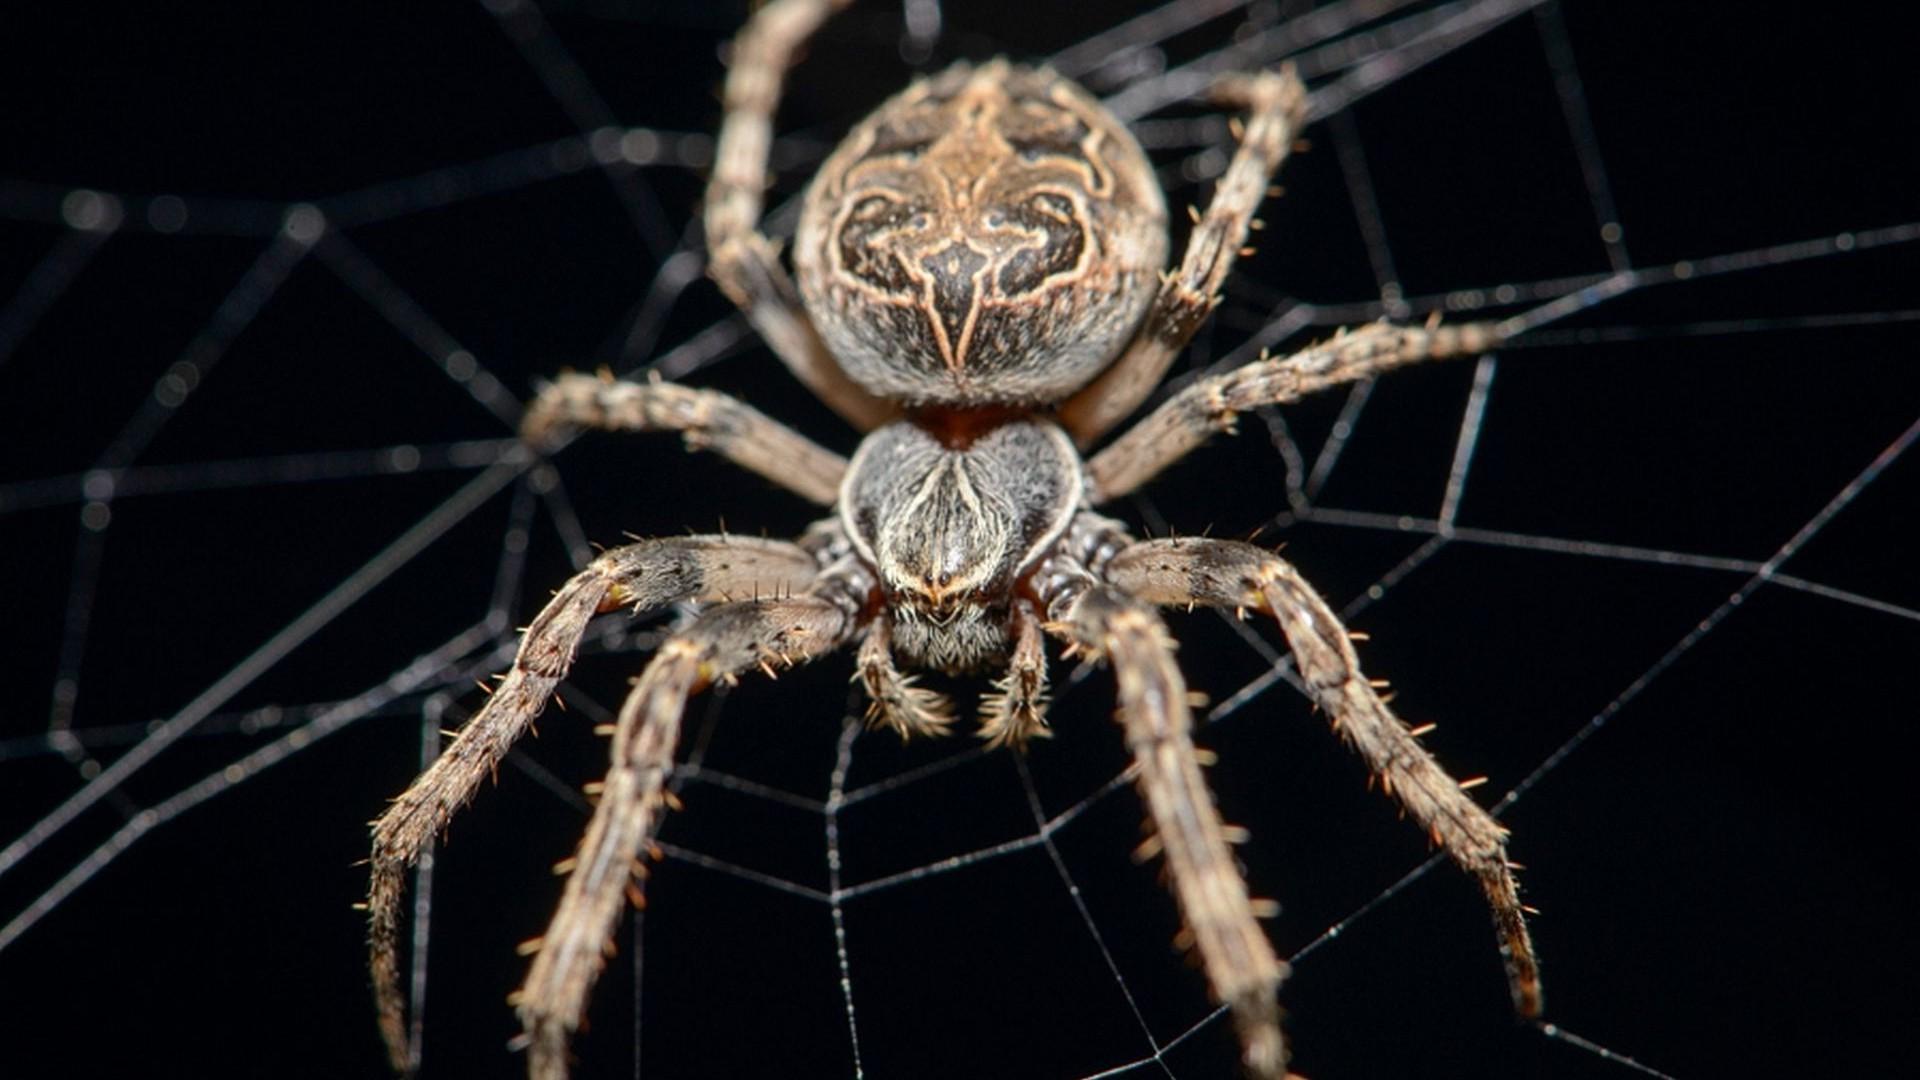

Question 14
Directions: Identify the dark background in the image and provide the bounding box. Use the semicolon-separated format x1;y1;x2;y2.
2;3;1916;1079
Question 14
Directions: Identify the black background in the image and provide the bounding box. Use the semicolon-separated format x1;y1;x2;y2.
2;3;1916;1079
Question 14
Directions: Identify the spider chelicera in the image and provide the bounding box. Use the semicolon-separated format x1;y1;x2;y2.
367;1;1541;1076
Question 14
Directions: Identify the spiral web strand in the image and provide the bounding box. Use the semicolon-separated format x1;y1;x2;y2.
2;2;1915;1078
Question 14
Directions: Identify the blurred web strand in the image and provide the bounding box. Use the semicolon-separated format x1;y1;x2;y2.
1;3;1915;1079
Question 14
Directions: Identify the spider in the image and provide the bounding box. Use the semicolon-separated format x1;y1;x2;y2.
367;1;1542;1076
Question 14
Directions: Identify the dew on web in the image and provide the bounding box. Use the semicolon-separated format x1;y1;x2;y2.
1;2;1916;1079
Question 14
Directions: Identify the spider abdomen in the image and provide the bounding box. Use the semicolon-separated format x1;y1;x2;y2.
839;417;1081;671
796;61;1168;407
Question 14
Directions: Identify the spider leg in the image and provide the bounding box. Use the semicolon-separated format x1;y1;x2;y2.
521;373;848;506
1105;537;1543;1019
1059;68;1309;446
368;535;823;1074
1047;581;1288;1079
857;615;955;739
705;0;896;430
1088;319;1503;501
978;600;1051;749
517;592;859;1080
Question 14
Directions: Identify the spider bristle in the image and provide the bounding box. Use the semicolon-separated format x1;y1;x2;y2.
1172;927;1197;952
1459;775;1490;791
1193;747;1218;766
582;781;605;796
593;723;616;736
1186;204;1201;224
515;936;544;957
1408;722;1437;737
552;857;577;875
1221;825;1250;845
1367;677;1391;689
505;991;525;1009
1522;904;1543;916
662;790;684;812
646;842;664;862
626;884;648;910
350;901;370;911
1249;898;1280;919
1228;115;1245;140
1347;630;1371;641
1267;184;1284;197
1239;246;1257;257
475;680;494;696
438;729;459;739
1132;834;1164;863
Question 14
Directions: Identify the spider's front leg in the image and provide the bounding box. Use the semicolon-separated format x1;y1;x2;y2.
704;0;895;430
367;535;823;1074
1105;536;1543;1019
1045;577;1288;1079
1059;67;1309;445
517;583;863;1080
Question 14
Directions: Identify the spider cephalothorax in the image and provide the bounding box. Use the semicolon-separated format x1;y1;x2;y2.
368;2;1541;1078
842;417;1080;672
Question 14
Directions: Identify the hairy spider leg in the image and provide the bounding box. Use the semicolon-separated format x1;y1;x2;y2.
1088;319;1505;501
1105;537;1543;1018
1058;68;1310;445
516;588;863;1080
367;536;822;1072
522;373;849;506
1045;576;1290;1079
705;0;895;429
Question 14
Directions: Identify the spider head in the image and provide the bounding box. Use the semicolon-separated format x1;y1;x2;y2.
840;419;1081;672
796;61;1167;407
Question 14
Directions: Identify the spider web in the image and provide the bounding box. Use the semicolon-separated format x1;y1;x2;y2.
2;2;1915;1078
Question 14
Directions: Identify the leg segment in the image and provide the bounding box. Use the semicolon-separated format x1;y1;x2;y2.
368;535;821;1073
857;615;954;739
1088;319;1503;501
521;372;849;506
1105;537;1542;1018
704;0;895;430
517;595;856;1080
1048;582;1288;1079
1060;68;1309;446
978;601;1051;749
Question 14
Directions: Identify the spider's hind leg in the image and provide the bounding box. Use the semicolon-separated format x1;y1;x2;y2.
704;0;894;430
1105;536;1543;1019
367;534;822;1075
1059;67;1309;446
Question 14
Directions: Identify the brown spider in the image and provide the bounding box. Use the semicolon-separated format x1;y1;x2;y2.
367;1;1541;1076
